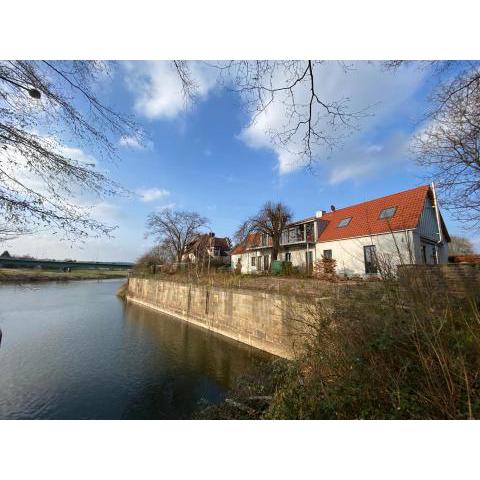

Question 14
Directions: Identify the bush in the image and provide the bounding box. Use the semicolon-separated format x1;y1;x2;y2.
265;280;480;419
313;256;337;281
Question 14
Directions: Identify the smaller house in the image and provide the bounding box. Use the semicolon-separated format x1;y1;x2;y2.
184;233;231;265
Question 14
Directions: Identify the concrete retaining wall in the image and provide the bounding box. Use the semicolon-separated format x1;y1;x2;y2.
126;277;310;358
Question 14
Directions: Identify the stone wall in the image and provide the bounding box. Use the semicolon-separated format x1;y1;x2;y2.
397;263;480;299
127;277;312;358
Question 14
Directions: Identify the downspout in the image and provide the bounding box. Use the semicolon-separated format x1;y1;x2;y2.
430;182;443;263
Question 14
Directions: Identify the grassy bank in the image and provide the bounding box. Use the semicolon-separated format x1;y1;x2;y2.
197;276;480;420
0;268;129;283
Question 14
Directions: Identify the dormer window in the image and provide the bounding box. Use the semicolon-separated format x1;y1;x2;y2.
337;217;352;228
379;206;396;219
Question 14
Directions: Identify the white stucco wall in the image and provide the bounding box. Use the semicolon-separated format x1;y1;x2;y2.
279;246;316;267
316;230;416;276
231;250;271;274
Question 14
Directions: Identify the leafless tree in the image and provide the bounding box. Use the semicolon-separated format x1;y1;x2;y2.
385;61;480;228
235;201;292;262
145;208;209;263
449;235;475;255
0;60;140;240
174;60;368;169
412;68;480;227
136;244;172;269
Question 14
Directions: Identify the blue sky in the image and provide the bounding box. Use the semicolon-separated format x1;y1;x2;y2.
5;61;476;261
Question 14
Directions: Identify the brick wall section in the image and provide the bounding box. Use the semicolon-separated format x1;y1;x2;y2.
126;277;313;358
398;264;480;299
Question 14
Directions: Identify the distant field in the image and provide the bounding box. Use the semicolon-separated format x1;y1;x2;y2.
0;268;129;283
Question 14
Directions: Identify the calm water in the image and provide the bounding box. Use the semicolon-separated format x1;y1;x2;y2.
0;279;270;419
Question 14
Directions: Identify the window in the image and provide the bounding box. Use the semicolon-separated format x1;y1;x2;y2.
251;256;256;267
261;234;268;247
364;245;378;274
323;249;332;259
337;217;352;228
305;222;314;242
285;252;291;262
421;245;427;264
379;206;397;219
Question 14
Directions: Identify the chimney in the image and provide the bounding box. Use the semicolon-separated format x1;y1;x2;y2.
315;210;326;218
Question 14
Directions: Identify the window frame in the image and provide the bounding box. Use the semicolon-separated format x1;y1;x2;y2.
337;217;352;228
379;206;397;220
251;256;256;267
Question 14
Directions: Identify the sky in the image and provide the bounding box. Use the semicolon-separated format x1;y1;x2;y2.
3;61;477;261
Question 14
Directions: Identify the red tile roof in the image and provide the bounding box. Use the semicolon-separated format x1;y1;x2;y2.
230;244;246;255
317;185;431;242
230;232;271;255
231;185;448;252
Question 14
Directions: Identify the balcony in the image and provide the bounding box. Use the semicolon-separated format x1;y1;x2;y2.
280;222;315;246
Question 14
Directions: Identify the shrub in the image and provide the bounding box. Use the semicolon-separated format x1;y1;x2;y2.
265;280;480;419
313;256;337;281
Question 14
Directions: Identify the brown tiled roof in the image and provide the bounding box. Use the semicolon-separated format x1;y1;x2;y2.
317;185;432;242
213;237;230;249
186;234;230;253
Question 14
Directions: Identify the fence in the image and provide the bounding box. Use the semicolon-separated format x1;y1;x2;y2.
397;263;480;299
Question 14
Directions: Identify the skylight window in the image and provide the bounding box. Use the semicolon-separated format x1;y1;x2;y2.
337;217;352;228
379;206;397;219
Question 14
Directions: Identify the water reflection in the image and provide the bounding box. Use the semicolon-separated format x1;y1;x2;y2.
0;280;271;419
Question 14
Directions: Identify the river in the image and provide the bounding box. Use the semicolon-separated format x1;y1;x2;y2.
0;279;271;419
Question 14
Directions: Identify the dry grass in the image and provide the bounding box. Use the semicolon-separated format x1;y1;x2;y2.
264;276;480;419
196;271;480;420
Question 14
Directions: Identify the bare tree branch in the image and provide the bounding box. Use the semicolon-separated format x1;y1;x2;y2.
234;201;293;262
145;208;209;263
0;60;140;239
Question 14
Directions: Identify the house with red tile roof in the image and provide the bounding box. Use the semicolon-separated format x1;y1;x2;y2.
230;184;450;276
184;233;231;264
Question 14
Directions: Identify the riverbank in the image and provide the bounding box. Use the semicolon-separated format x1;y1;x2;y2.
197;282;480;420
0;268;128;283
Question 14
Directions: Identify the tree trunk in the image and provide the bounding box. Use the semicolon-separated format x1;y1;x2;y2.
271;239;280;262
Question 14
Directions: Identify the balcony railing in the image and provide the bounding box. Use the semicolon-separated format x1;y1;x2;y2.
280;222;315;246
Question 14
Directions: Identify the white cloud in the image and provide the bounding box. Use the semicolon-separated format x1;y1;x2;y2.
119;134;153;150
239;61;427;178
327;132;412;185
137;187;170;202
124;61;217;120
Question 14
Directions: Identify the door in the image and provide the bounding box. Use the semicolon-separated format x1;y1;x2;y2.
263;255;269;271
